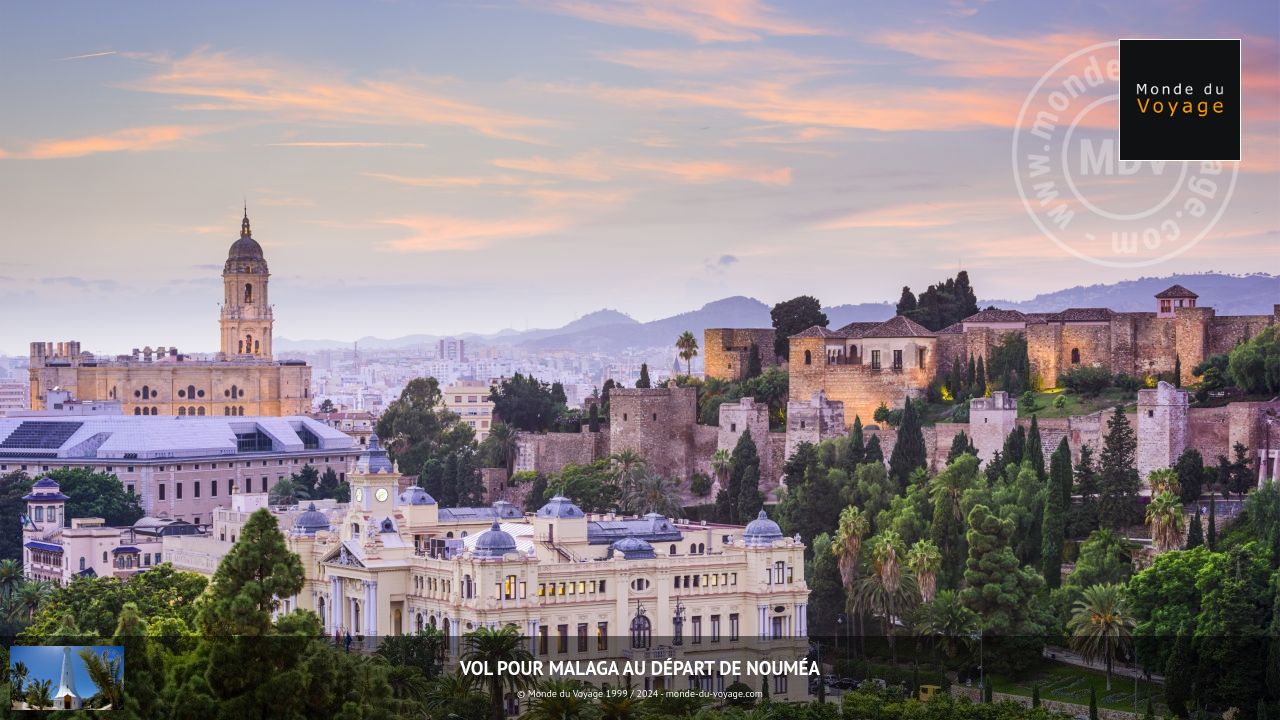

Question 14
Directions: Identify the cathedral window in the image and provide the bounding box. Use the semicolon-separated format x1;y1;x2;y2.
197;407;205;416
134;407;141;416
244;283;253;303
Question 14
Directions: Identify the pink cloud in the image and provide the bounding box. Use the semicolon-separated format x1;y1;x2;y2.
15;125;207;159
379;214;570;252
541;0;835;43
362;172;550;188
492;150;792;185
124;49;552;143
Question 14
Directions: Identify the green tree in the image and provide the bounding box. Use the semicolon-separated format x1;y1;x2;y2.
896;286;918;315
44;467;145;528
1206;494;1217;550
888;397;927;491
1041;438;1071;588
676;331;699;376
847;416;866;469
1174;448;1204;504
1002;426;1026;472
317;398;336;413
27;678;53;710
487;373;565;433
1067;529;1134;588
462;625;534;720
833;505;869;590
727;429;760;524
1145;491;1186;553
314;467;343;500
865;434;884;464
851;530;918;655
930;454;982;590
988;332;1032;395
947;431;977;464
1185;508;1203;549
1068;584;1133;690
588;404;600;433
1227;324;1280;394
746;343;763;379
78;647;124;709
898;272;979;331
268;477;307;505
770;295;828;359
377;377;476;474
906;539;941;603
1097;406;1139;530
636;363;652;389
960;505;1043;669
1025;415;1045;479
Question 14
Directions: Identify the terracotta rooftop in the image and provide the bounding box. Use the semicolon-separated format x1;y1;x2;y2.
835;321;883;338
861;315;936;338
937;322;964;334
1155;284;1198;299
790;325;844;339
962;308;1028;324
1046;308;1116;323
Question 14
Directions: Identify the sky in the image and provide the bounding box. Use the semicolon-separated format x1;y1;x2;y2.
9;645;123;701
0;0;1277;355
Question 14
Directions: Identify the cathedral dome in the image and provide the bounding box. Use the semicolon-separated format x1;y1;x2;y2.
225;209;267;269
292;503;331;535
742;510;783;547
473;520;518;559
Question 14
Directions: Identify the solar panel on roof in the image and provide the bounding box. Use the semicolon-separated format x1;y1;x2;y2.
0;421;83;450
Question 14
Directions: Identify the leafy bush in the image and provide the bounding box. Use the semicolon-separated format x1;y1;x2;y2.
1058;366;1113;396
690;473;712;497
1113;374;1142;392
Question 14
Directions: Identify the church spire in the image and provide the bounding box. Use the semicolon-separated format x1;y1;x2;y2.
241;202;251;238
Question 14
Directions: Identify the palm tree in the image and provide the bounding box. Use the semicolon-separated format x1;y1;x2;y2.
78;648;124;709
832;506;869;588
8;580;52;623
10;660;28;703
851;530;919;659
598;693;639;720
486;421;519;475
424;671;485;716
0;559;22;599
624;473;684;517
26;678;53;710
710;449;732;493
676;331;699;376
1145;490;1186;553
906;539;942;603
609;450;647;493
461;625;535;720
912;590;979;661
1146;468;1180;497
1067;583;1134;691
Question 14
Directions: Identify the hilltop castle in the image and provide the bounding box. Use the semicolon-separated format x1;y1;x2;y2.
27;210;312;417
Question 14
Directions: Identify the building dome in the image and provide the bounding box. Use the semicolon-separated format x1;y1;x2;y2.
354;433;395;474
228;210;264;260
537;496;584;519
610;536;656;560
742;510;783;547
473;520;517;559
399;487;436;506
292;503;331;535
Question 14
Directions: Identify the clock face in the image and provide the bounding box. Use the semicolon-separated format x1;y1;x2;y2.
375;488;389;502
355;488;364;502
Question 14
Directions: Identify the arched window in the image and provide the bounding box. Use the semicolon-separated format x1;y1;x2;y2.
79;557;85;571
1071;348;1081;364
416;614;423;632
238;340;244;353
244;283;253;303
197;407;205;416
630;613;652;649
187;385;196;400
102;551;108;563
463;575;474;599
254;339;260;354
178;407;186;416
698;543;705;554
134;407;142;416
670;544;677;556
245;334;254;354
803;350;812;365
188;406;196;416
142;385;151;399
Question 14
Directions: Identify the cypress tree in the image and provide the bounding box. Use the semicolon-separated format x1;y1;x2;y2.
1025;415;1045;480
967;354;976;390
588;403;600;432
847;416;866;469
1207;495;1217;549
1041;437;1071;588
1097;406;1140;530
975;356;987;396
728;429;760;523
985;450;1005;485
1174;356;1182;388
636;363;651;389
865;434;884;464
746;343;763;379
947;431;977;464
738;465;763;521
951;356;964;398
889;398;927;491
1003;425;1026;471
1186;509;1203;548
1032;684;1041;708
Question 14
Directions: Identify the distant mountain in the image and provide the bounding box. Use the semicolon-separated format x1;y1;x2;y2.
984;273;1279;315
275;273;1278;353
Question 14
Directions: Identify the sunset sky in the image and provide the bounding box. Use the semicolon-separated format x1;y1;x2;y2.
1;0;1277;355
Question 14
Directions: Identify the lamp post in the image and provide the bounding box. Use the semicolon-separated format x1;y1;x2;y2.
672;597;685;647
836;613;846;662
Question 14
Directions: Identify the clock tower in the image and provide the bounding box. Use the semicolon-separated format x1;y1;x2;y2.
347;434;400;522
220;206;274;358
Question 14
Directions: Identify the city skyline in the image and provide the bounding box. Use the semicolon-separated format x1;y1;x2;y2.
2;0;1277;355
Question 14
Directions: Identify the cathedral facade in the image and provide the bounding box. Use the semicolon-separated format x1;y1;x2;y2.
27;210;312;416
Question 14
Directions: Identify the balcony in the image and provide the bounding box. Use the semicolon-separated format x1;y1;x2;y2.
623;645;675;661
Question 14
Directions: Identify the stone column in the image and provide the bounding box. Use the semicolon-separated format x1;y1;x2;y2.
330;577;341;632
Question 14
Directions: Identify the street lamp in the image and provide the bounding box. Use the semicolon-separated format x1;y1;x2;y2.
836;614;846;661
672;597;685;646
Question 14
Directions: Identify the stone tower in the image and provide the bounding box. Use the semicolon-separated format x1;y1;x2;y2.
1137;380;1189;489
969;391;1018;468
220;206;274;358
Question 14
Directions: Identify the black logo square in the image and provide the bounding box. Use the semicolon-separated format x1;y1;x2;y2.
1119;39;1240;161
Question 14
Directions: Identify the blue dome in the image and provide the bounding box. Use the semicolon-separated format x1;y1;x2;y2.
537;496;584;519
473;520;518;559
354;433;394;474
610;536;655;560
292;503;330;534
33;477;60;489
399;487;436;505
743;510;783;547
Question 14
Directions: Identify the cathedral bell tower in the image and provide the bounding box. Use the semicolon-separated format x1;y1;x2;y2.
220;206;274;358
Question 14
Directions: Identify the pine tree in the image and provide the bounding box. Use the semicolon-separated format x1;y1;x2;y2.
1041;438;1071;588
1207;495;1217;549
961;505;1042;637
738;465;763;521
636;364;651;389
951;356;965;398
865;434;884;464
1173;356;1182;388
1185;509;1203;548
897;286;918;314
967;354;976;390
1097;406;1140;530
1025;415;1045;480
746;343;763;379
947;431;977;464
889;398;927;491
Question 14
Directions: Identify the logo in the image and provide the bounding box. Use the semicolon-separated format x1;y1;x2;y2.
1012;41;1238;268
1119;39;1241;161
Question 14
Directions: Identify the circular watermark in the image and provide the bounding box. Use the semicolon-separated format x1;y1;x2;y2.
1012;41;1238;267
